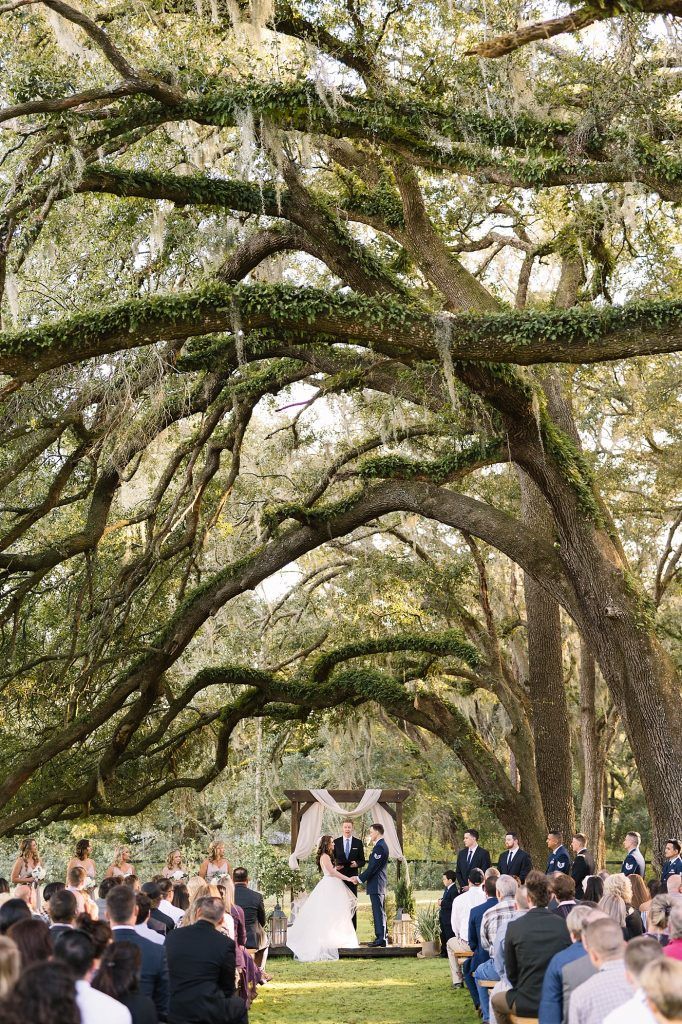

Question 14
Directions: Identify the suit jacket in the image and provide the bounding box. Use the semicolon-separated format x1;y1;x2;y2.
233;883;266;948
121;989;159;1024
333;835;366;891
497;847;532;882
49;923;74;941
570;848;595;898
112;926;169;1021
456;846;491;890
151;907;175;932
359;838;388;895
467;897;498;971
165;919;242;1024
504;906;571;1016
439;883;458;942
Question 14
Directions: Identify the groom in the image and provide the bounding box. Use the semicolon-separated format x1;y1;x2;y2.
352;823;389;947
333;819;366;930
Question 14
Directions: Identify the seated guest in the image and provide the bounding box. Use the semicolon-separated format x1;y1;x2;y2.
54;928;131;1024
551;874;578;920
570;835;595;900
107;883;169;1021
473;874;518;1024
666;875;682;896
488;885;530;1020
491;869;571;1024
0;879;10;909
221;873;267;1004
141;883;174;934
497;833;532;883
154;879;184;926
124;876;141;893
630;875;650;914
42;880;66;918
463;876;499;1010
48;888;77;939
94;941;159;1024
661;841;682;885
446;868;486;988
640;958;682;1023
76;914;113;961
604;873;645;939
603;936;663;1024
136;894;165;945
0;899;30;935
97;877;120;920
233;866;268;968
0;935;21;999
66;865;98;919
11;884;34;908
648;895;674;947
538;904;603;1024
583;876;604;904
546;832;571;875
1;960;81;1024
456;830;491;891
439;870;458;958
663;900;682;961
164;895;247;1024
568;917;633;1024
6;917;51;968
171;885;189;914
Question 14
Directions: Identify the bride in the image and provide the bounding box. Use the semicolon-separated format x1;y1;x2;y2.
286;835;359;961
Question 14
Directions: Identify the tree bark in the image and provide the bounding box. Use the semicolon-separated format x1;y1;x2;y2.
579;641;607;869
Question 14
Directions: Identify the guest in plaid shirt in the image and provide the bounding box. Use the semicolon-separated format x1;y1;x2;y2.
568;918;634;1024
481;877;518;953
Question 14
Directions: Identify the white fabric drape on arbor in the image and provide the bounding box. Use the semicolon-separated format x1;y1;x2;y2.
288;788;405;869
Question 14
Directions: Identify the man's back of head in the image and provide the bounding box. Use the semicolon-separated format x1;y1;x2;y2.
496;875;517;901
0;899;31;935
524;870;550;908
565;905;604;942
623;936;663;986
106;884;136;926
583;917;625;965
232;867;249;885
484;876;498;899
468;868;485;888
515;885;529;911
53;929;95;980
668;897;682;940
666;875;682;895
194;896;225;928
141;882;161;906
49;889;77;925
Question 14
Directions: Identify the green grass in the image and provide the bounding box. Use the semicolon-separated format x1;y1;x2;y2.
251;958;478;1024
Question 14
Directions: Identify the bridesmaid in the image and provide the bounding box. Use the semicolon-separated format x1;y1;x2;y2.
104;845;135;879
162;849;187;880
66;839;96;883
198;840;231;882
10;837;42;910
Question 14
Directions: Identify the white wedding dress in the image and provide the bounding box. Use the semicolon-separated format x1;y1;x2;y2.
286;860;359;961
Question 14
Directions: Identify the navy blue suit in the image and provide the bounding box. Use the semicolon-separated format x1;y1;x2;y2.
359;837;389;944
463;897;497;1008
439;883;458;957
546;845;571;875
662;855;682;883
621;848;645;877
456;846;491;890
497;847;532;882
112;926;170;1021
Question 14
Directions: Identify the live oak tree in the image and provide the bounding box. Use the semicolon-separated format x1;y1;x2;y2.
0;0;680;864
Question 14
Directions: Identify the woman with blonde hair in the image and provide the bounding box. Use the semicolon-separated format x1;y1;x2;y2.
162;848;187;880
198;840;231;882
641;958;682;1022
182;882;235;939
603;872;644;939
220;875;266;1007
10;838;43;910
0;935;21;998
104;845;135;879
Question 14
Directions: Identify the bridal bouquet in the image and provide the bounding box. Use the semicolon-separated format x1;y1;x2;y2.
84;877;97;890
31;866;46;882
170;870;187;882
212;872;230;886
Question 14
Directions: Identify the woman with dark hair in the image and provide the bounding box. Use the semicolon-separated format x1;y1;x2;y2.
172;883;189;912
66;839;96;882
285;834;359;961
6;918;52;968
0;900;31;936
0;880;10;910
75;914;112;959
1;960;80;1024
583;875;604;904
93;940;158;1023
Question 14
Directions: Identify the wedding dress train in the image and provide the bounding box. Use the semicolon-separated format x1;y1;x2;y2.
286;868;359;961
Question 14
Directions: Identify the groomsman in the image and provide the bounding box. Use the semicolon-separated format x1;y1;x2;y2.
621;831;646;877
569;833;595;899
354;824;389;947
661;839;682;883
497;833;532;882
545;830;571;875
455;829;491;891
333;819;366;930
439;870;458;957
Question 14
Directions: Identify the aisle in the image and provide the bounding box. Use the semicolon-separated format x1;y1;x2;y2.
251;957;477;1024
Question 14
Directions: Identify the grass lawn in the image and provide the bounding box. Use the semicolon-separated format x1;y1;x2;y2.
251;958;478;1024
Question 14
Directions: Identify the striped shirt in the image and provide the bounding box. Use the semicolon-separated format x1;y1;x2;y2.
481;896;517;952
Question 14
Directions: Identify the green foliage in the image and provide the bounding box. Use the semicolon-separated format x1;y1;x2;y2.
251;839;300;901
416;902;441;943
394;874;416;918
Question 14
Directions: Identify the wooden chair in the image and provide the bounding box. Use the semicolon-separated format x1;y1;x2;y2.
479;979;496;989
509;1016;539;1024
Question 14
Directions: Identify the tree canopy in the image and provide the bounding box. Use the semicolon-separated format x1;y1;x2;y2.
0;0;680;863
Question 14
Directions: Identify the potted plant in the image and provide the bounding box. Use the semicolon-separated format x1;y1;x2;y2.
416;903;440;958
394;874;416;918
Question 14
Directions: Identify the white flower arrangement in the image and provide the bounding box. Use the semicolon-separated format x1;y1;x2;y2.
212;872;230;886
31;866;46;881
170;870;187;882
84;876;97;890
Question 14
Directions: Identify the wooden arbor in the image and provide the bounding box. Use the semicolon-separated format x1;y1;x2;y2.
284;789;410;877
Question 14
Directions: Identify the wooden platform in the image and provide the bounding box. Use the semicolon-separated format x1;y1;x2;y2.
270;944;422;959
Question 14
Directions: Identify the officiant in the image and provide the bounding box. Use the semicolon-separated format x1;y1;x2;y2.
333;819;366;930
